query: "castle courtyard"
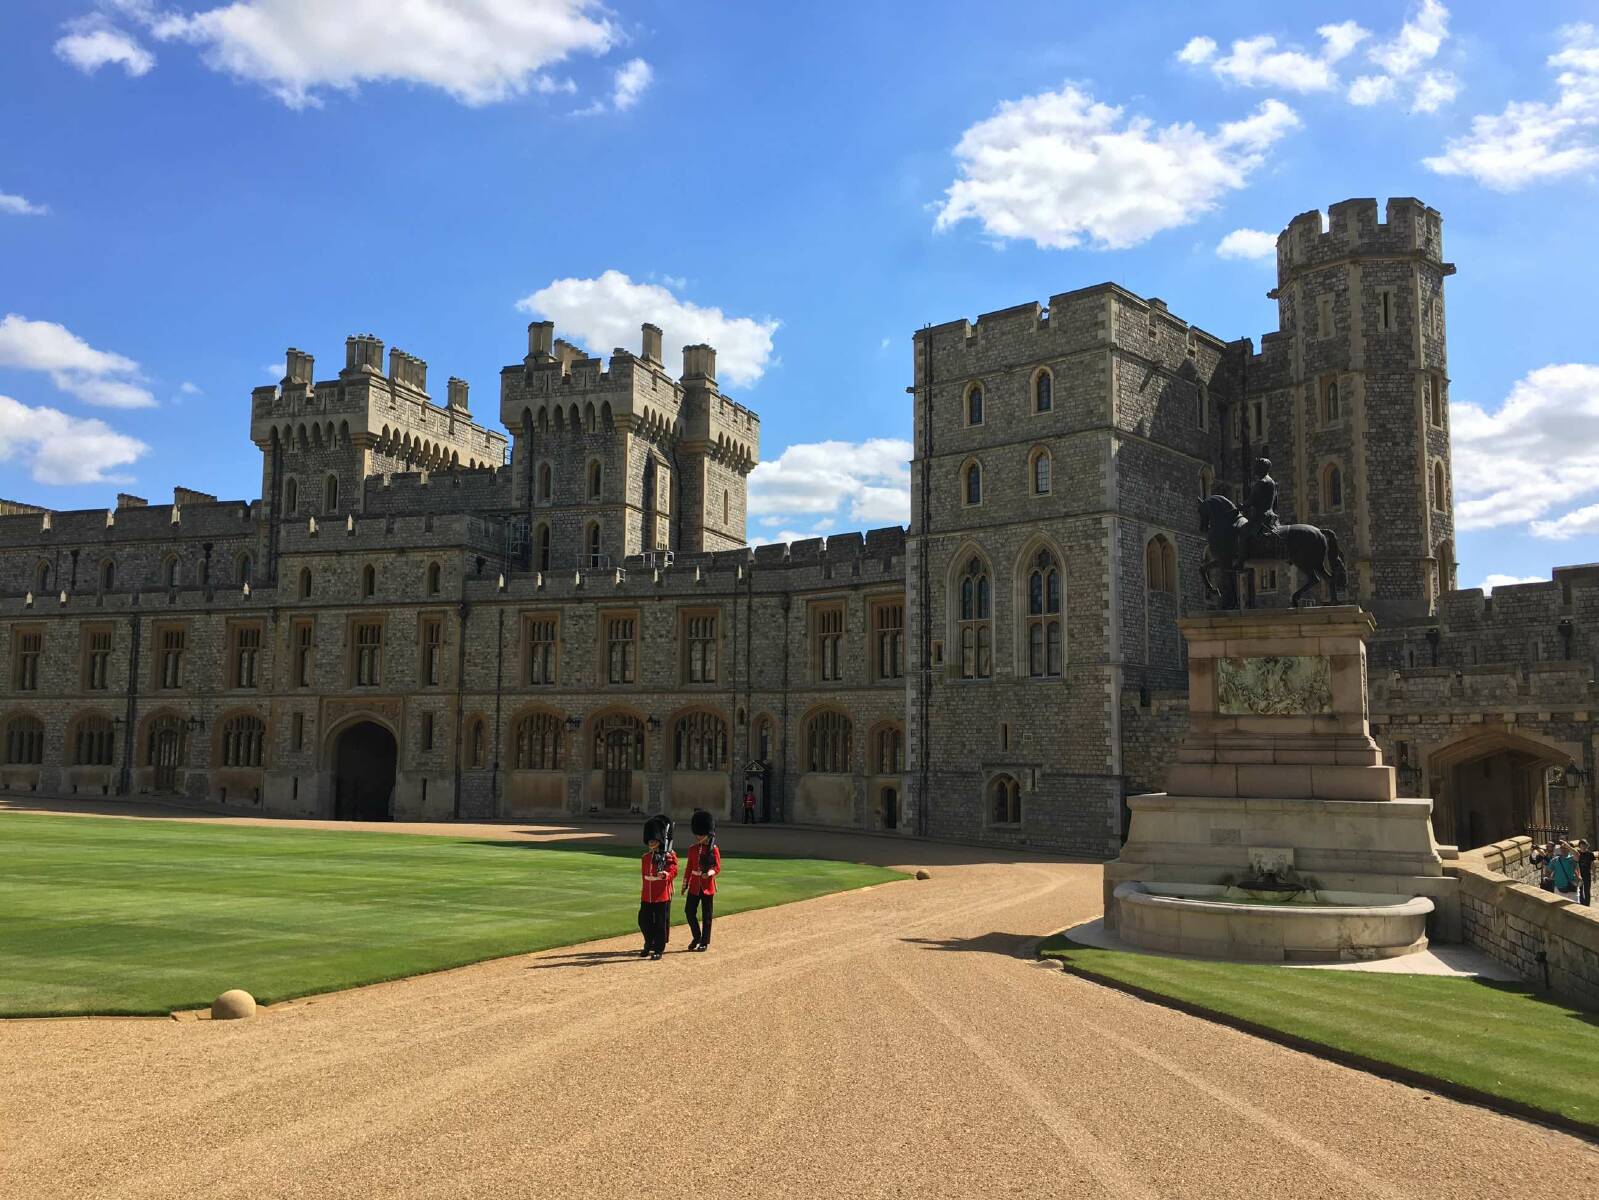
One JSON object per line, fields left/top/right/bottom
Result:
{"left": 0, "top": 802, "right": 1591, "bottom": 1199}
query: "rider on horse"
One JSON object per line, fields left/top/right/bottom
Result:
{"left": 1241, "top": 458, "right": 1282, "bottom": 561}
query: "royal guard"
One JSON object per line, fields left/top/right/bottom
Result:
{"left": 638, "top": 814, "right": 677, "bottom": 960}
{"left": 683, "top": 809, "right": 721, "bottom": 952}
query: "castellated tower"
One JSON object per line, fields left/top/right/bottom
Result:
{"left": 248, "top": 335, "right": 508, "bottom": 580}
{"left": 1260, "top": 197, "right": 1455, "bottom": 620}
{"left": 498, "top": 322, "right": 758, "bottom": 572}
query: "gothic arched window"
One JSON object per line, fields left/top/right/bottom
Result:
{"left": 1034, "top": 370, "right": 1053, "bottom": 414}
{"left": 805, "top": 711, "right": 853, "bottom": 773}
{"left": 514, "top": 711, "right": 564, "bottom": 770}
{"left": 966, "top": 384, "right": 984, "bottom": 426}
{"left": 957, "top": 556, "right": 992, "bottom": 679}
{"left": 324, "top": 473, "right": 339, "bottom": 513}
{"left": 964, "top": 461, "right": 982, "bottom": 506}
{"left": 1323, "top": 463, "right": 1344, "bottom": 512}
{"left": 538, "top": 462, "right": 552, "bottom": 502}
{"left": 1145, "top": 535, "right": 1177, "bottom": 595}
{"left": 1025, "top": 548, "right": 1063, "bottom": 678}
{"left": 536, "top": 523, "right": 552, "bottom": 572}
{"left": 989, "top": 774, "right": 1022, "bottom": 825}
{"left": 1030, "top": 448, "right": 1051, "bottom": 495}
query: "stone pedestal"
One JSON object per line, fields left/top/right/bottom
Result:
{"left": 1105, "top": 607, "right": 1460, "bottom": 947}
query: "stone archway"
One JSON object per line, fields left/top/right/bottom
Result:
{"left": 1424, "top": 727, "right": 1576, "bottom": 849}
{"left": 332, "top": 720, "right": 397, "bottom": 821}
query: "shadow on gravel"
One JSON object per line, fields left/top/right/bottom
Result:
{"left": 900, "top": 931, "right": 1039, "bottom": 958}
{"left": 526, "top": 950, "right": 644, "bottom": 971}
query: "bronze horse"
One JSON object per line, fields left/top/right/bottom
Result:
{"left": 1197, "top": 494, "right": 1347, "bottom": 608}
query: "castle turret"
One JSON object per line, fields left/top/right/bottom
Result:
{"left": 1261, "top": 197, "right": 1455, "bottom": 620}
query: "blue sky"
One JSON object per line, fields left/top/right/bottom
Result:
{"left": 3, "top": 1, "right": 1598, "bottom": 593}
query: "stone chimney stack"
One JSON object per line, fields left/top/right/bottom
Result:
{"left": 344, "top": 334, "right": 384, "bottom": 374}
{"left": 641, "top": 323, "right": 663, "bottom": 364}
{"left": 284, "top": 348, "right": 314, "bottom": 385}
{"left": 387, "top": 348, "right": 427, "bottom": 392}
{"left": 527, "top": 321, "right": 555, "bottom": 363}
{"left": 447, "top": 377, "right": 470, "bottom": 412}
{"left": 682, "top": 343, "right": 717, "bottom": 383}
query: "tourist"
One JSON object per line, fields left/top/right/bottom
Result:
{"left": 1550, "top": 841, "right": 1580, "bottom": 897}
{"left": 683, "top": 809, "right": 721, "bottom": 952}
{"left": 1532, "top": 841, "right": 1554, "bottom": 890}
{"left": 638, "top": 815, "right": 678, "bottom": 961}
{"left": 743, "top": 783, "right": 757, "bottom": 824}
{"left": 1577, "top": 839, "right": 1594, "bottom": 906}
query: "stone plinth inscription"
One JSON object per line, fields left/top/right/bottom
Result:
{"left": 1217, "top": 655, "right": 1333, "bottom": 716}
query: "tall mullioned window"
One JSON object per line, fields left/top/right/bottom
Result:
{"left": 231, "top": 625, "right": 261, "bottom": 689}
{"left": 605, "top": 614, "right": 637, "bottom": 684}
{"left": 1034, "top": 370, "right": 1052, "bottom": 414}
{"left": 1026, "top": 549, "right": 1063, "bottom": 678}
{"left": 813, "top": 604, "right": 844, "bottom": 682}
{"left": 966, "top": 384, "right": 984, "bottom": 426}
{"left": 85, "top": 629, "right": 111, "bottom": 690}
{"left": 806, "top": 711, "right": 852, "bottom": 773}
{"left": 685, "top": 613, "right": 718, "bottom": 683}
{"left": 13, "top": 631, "right": 41, "bottom": 691}
{"left": 964, "top": 461, "right": 982, "bottom": 506}
{"left": 526, "top": 616, "right": 557, "bottom": 685}
{"left": 294, "top": 621, "right": 314, "bottom": 688}
{"left": 673, "top": 712, "right": 728, "bottom": 771}
{"left": 873, "top": 601, "right": 904, "bottom": 681}
{"left": 1145, "top": 536, "right": 1177, "bottom": 595}
{"left": 354, "top": 622, "right": 382, "bottom": 687}
{"left": 5, "top": 715, "right": 44, "bottom": 765}
{"left": 73, "top": 716, "right": 115, "bottom": 766}
{"left": 957, "top": 556, "right": 992, "bottom": 680}
{"left": 421, "top": 617, "right": 444, "bottom": 687}
{"left": 158, "top": 628, "right": 186, "bottom": 689}
{"left": 990, "top": 774, "right": 1022, "bottom": 825}
{"left": 1030, "top": 448, "right": 1051, "bottom": 496}
{"left": 221, "top": 714, "right": 265, "bottom": 768}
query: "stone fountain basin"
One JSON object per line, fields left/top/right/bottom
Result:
{"left": 1113, "top": 881, "right": 1434, "bottom": 963}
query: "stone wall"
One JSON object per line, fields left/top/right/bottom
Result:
{"left": 1449, "top": 837, "right": 1599, "bottom": 1010}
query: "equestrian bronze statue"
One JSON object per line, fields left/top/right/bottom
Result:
{"left": 1198, "top": 458, "right": 1347, "bottom": 608}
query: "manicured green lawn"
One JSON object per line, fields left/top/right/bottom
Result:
{"left": 1039, "top": 931, "right": 1599, "bottom": 1132}
{"left": 0, "top": 813, "right": 902, "bottom": 1017}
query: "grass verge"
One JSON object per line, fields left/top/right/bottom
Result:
{"left": 0, "top": 812, "right": 903, "bottom": 1017}
{"left": 1039, "top": 929, "right": 1599, "bottom": 1136}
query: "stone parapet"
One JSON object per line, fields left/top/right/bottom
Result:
{"left": 1449, "top": 837, "right": 1599, "bottom": 1010}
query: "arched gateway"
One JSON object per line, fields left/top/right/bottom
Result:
{"left": 332, "top": 720, "right": 397, "bottom": 821}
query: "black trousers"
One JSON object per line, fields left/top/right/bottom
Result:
{"left": 743, "top": 806, "right": 755, "bottom": 823}
{"left": 686, "top": 892, "right": 714, "bottom": 946}
{"left": 638, "top": 900, "right": 671, "bottom": 952}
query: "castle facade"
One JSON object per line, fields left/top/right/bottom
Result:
{"left": 1, "top": 197, "right": 1590, "bottom": 853}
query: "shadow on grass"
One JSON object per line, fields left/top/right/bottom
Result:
{"left": 461, "top": 839, "right": 874, "bottom": 864}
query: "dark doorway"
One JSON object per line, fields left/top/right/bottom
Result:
{"left": 882, "top": 786, "right": 898, "bottom": 830}
{"left": 149, "top": 717, "right": 184, "bottom": 792}
{"left": 334, "top": 721, "right": 397, "bottom": 821}
{"left": 603, "top": 730, "right": 633, "bottom": 810}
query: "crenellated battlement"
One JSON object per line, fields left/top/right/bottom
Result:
{"left": 1277, "top": 197, "right": 1447, "bottom": 282}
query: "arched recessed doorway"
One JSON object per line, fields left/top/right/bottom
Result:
{"left": 1426, "top": 729, "right": 1576, "bottom": 850}
{"left": 881, "top": 786, "right": 898, "bottom": 831}
{"left": 333, "top": 721, "right": 397, "bottom": 821}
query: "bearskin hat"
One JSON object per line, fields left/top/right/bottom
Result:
{"left": 690, "top": 809, "right": 715, "bottom": 837}
{"left": 642, "top": 814, "right": 673, "bottom": 849}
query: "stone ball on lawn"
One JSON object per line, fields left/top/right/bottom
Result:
{"left": 212, "top": 989, "right": 256, "bottom": 1020}
{"left": 915, "top": 869, "right": 932, "bottom": 880}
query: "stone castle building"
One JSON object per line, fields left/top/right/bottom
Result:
{"left": 0, "top": 196, "right": 1591, "bottom": 854}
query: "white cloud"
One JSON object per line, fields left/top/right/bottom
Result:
{"left": 1215, "top": 228, "right": 1277, "bottom": 260}
{"left": 1368, "top": 0, "right": 1449, "bottom": 78}
{"left": 54, "top": 23, "right": 155, "bottom": 77}
{"left": 1348, "top": 75, "right": 1398, "bottom": 106}
{"left": 0, "top": 314, "right": 155, "bottom": 409}
{"left": 517, "top": 271, "right": 779, "bottom": 389}
{"left": 1479, "top": 573, "right": 1548, "bottom": 592}
{"left": 0, "top": 394, "right": 148, "bottom": 485}
{"left": 747, "top": 438, "right": 912, "bottom": 538}
{"left": 1425, "top": 24, "right": 1599, "bottom": 189}
{"left": 1411, "top": 70, "right": 1459, "bottom": 114}
{"left": 0, "top": 192, "right": 48, "bottom": 216}
{"left": 1453, "top": 363, "right": 1599, "bottom": 531}
{"left": 178, "top": 381, "right": 201, "bottom": 395}
{"left": 935, "top": 86, "right": 1299, "bottom": 251}
{"left": 611, "top": 58, "right": 651, "bottom": 111}
{"left": 140, "top": 0, "right": 615, "bottom": 108}
{"left": 1179, "top": 23, "right": 1368, "bottom": 93}
{"left": 1532, "top": 506, "right": 1599, "bottom": 539}
{"left": 1184, "top": 5, "right": 1454, "bottom": 113}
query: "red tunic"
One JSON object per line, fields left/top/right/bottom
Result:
{"left": 640, "top": 850, "right": 677, "bottom": 904}
{"left": 686, "top": 844, "right": 721, "bottom": 896}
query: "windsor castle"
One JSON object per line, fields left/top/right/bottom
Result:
{"left": 1, "top": 196, "right": 1594, "bottom": 855}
